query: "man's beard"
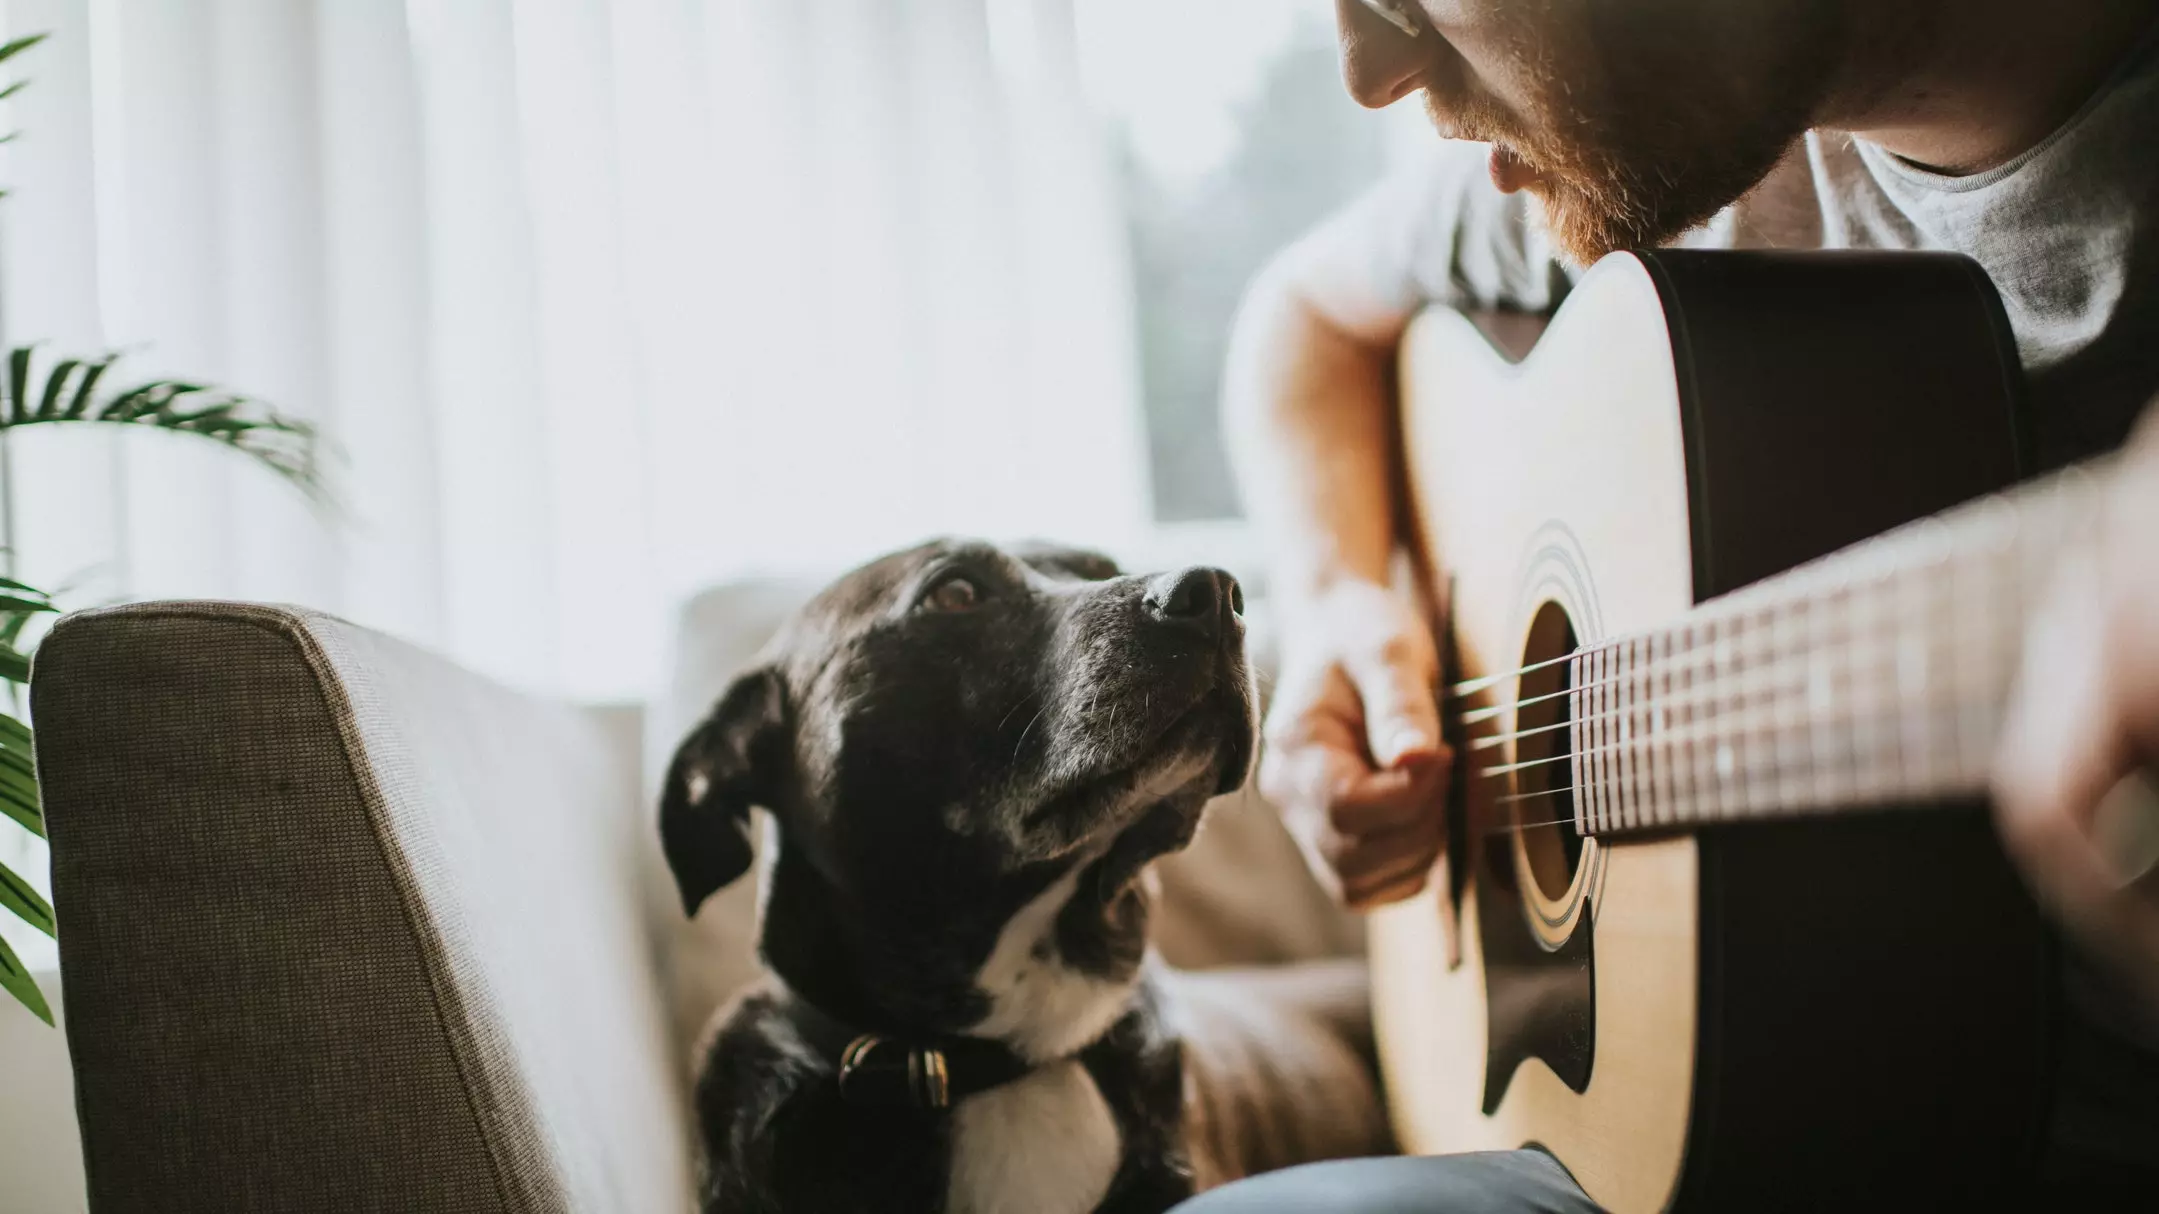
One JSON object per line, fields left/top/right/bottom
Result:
{"left": 1425, "top": 5, "right": 1841, "bottom": 265}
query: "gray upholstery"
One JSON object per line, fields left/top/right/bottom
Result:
{"left": 33, "top": 603, "right": 693, "bottom": 1213}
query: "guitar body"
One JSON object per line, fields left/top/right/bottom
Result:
{"left": 1373, "top": 250, "right": 2056, "bottom": 1211}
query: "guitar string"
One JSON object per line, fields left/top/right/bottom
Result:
{"left": 1440, "top": 608, "right": 2015, "bottom": 755}
{"left": 1445, "top": 684, "right": 2007, "bottom": 840}
{"left": 1438, "top": 485, "right": 2066, "bottom": 708}
{"left": 1446, "top": 669, "right": 2000, "bottom": 777}
{"left": 1447, "top": 621, "right": 1994, "bottom": 730}
{"left": 1447, "top": 572, "right": 2015, "bottom": 718}
{"left": 1461, "top": 689, "right": 2000, "bottom": 783}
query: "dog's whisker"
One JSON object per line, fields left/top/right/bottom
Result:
{"left": 1013, "top": 702, "right": 1051, "bottom": 764}
{"left": 997, "top": 689, "right": 1043, "bottom": 735}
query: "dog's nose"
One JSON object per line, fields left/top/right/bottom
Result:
{"left": 1144, "top": 566, "right": 1243, "bottom": 631}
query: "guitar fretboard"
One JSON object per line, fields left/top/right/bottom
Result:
{"left": 1565, "top": 462, "right": 2108, "bottom": 836}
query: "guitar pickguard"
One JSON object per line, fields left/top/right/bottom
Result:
{"left": 1476, "top": 831, "right": 1595, "bottom": 1112}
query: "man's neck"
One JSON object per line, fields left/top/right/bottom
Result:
{"left": 1823, "top": 0, "right": 2159, "bottom": 175}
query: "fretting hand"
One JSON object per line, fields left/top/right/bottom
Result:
{"left": 1995, "top": 409, "right": 2159, "bottom": 1017}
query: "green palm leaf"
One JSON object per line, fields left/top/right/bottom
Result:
{"left": 33, "top": 358, "right": 79, "bottom": 419}
{"left": 0, "top": 33, "right": 47, "bottom": 65}
{"left": 0, "top": 860, "right": 52, "bottom": 938}
{"left": 0, "top": 348, "right": 330, "bottom": 503}
{"left": 5, "top": 345, "right": 30, "bottom": 424}
{"left": 0, "top": 931, "right": 53, "bottom": 1025}
{"left": 0, "top": 779, "right": 41, "bottom": 840}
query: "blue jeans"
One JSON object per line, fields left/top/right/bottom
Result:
{"left": 1173, "top": 1150, "right": 1604, "bottom": 1214}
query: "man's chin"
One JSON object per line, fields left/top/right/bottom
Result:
{"left": 1527, "top": 167, "right": 1735, "bottom": 269}
{"left": 1524, "top": 183, "right": 1636, "bottom": 269}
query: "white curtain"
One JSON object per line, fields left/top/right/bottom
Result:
{"left": 0, "top": 0, "right": 1153, "bottom": 703}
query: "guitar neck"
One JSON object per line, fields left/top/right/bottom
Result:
{"left": 1566, "top": 460, "right": 2109, "bottom": 836}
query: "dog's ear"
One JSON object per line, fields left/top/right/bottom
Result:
{"left": 1012, "top": 541, "right": 1121, "bottom": 582}
{"left": 660, "top": 667, "right": 788, "bottom": 916}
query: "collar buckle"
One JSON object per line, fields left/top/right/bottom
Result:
{"left": 837, "top": 1034, "right": 952, "bottom": 1109}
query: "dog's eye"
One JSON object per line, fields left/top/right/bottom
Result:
{"left": 921, "top": 575, "right": 982, "bottom": 614}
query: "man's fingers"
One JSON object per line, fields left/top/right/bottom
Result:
{"left": 1994, "top": 550, "right": 2135, "bottom": 907}
{"left": 1320, "top": 807, "right": 1441, "bottom": 870}
{"left": 1264, "top": 737, "right": 1445, "bottom": 905}
{"left": 1345, "top": 635, "right": 1445, "bottom": 770}
{"left": 1325, "top": 759, "right": 1447, "bottom": 835}
{"left": 1344, "top": 865, "right": 1432, "bottom": 910}
{"left": 1259, "top": 732, "right": 1368, "bottom": 830}
{"left": 1312, "top": 813, "right": 1444, "bottom": 911}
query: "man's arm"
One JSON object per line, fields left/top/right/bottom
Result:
{"left": 1224, "top": 239, "right": 1447, "bottom": 910}
{"left": 1222, "top": 143, "right": 1559, "bottom": 909}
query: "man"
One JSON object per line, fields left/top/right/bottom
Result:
{"left": 1186, "top": 0, "right": 2159, "bottom": 1208}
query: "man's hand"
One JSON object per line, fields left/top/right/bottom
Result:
{"left": 1994, "top": 413, "right": 2159, "bottom": 1015}
{"left": 1262, "top": 578, "right": 1452, "bottom": 910}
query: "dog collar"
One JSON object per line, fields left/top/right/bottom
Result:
{"left": 792, "top": 1001, "right": 1034, "bottom": 1111}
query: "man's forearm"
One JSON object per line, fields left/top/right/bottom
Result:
{"left": 1223, "top": 265, "right": 1409, "bottom": 610}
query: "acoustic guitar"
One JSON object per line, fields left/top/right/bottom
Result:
{"left": 1371, "top": 249, "right": 2149, "bottom": 1210}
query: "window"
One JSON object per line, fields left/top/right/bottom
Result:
{"left": 1078, "top": 0, "right": 1413, "bottom": 523}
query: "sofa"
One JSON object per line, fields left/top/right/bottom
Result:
{"left": 29, "top": 581, "right": 1357, "bottom": 1212}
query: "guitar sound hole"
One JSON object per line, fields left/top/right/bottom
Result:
{"left": 1517, "top": 601, "right": 1583, "bottom": 903}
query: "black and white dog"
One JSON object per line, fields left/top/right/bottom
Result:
{"left": 660, "top": 539, "right": 1387, "bottom": 1214}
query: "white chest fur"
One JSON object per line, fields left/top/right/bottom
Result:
{"left": 947, "top": 1059, "right": 1122, "bottom": 1214}
{"left": 968, "top": 866, "right": 1140, "bottom": 1061}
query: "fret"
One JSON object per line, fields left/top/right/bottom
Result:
{"left": 1604, "top": 641, "right": 1619, "bottom": 831}
{"left": 1710, "top": 617, "right": 1734, "bottom": 819}
{"left": 1772, "top": 596, "right": 1803, "bottom": 811}
{"left": 1655, "top": 630, "right": 1676, "bottom": 826}
{"left": 1684, "top": 630, "right": 1698, "bottom": 814}
{"left": 1580, "top": 652, "right": 1597, "bottom": 829}
{"left": 1895, "top": 559, "right": 1934, "bottom": 799}
{"left": 1616, "top": 638, "right": 1634, "bottom": 831}
{"left": 1671, "top": 622, "right": 1694, "bottom": 822}
{"left": 1611, "top": 641, "right": 1626, "bottom": 830}
{"left": 1803, "top": 589, "right": 1836, "bottom": 811}
{"left": 1641, "top": 634, "right": 1659, "bottom": 826}
{"left": 1611, "top": 640, "right": 1625, "bottom": 829}
{"left": 1632, "top": 635, "right": 1649, "bottom": 820}
{"left": 1625, "top": 637, "right": 1641, "bottom": 829}
{"left": 1583, "top": 644, "right": 1604, "bottom": 834}
{"left": 1718, "top": 609, "right": 1735, "bottom": 816}
{"left": 1743, "top": 603, "right": 1774, "bottom": 818}
{"left": 1950, "top": 519, "right": 1988, "bottom": 786}
{"left": 1701, "top": 617, "right": 1718, "bottom": 816}
{"left": 1846, "top": 572, "right": 1884, "bottom": 802}
{"left": 1597, "top": 643, "right": 1614, "bottom": 834}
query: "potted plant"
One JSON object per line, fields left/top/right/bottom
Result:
{"left": 0, "top": 30, "right": 330, "bottom": 1026}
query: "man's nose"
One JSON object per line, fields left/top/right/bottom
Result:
{"left": 1143, "top": 567, "right": 1244, "bottom": 637}
{"left": 1337, "top": 0, "right": 1428, "bottom": 108}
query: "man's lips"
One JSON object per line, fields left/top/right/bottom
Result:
{"left": 1489, "top": 143, "right": 1543, "bottom": 194}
